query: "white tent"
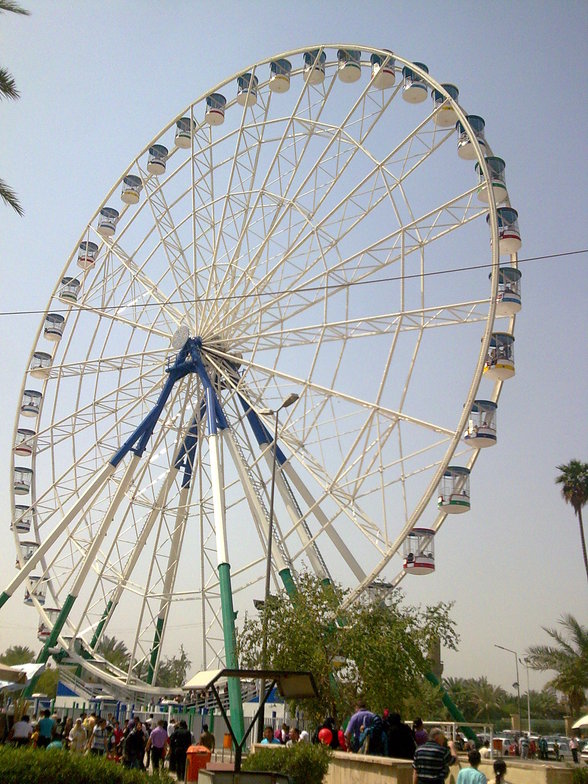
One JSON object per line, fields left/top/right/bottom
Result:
{"left": 0, "top": 662, "right": 45, "bottom": 692}
{"left": 572, "top": 714, "right": 588, "bottom": 730}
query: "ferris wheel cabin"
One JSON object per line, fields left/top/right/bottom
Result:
{"left": 175, "top": 117, "right": 194, "bottom": 148}
{"left": 484, "top": 332, "right": 515, "bottom": 380}
{"left": 14, "top": 428, "right": 36, "bottom": 457}
{"left": 403, "top": 528, "right": 435, "bottom": 575}
{"left": 77, "top": 240, "right": 99, "bottom": 269}
{"left": 13, "top": 466, "right": 33, "bottom": 495}
{"left": 44, "top": 313, "right": 65, "bottom": 342}
{"left": 13, "top": 506, "right": 34, "bottom": 534}
{"left": 30, "top": 351, "right": 52, "bottom": 380}
{"left": 37, "top": 608, "right": 60, "bottom": 643}
{"left": 205, "top": 93, "right": 227, "bottom": 125}
{"left": 438, "top": 466, "right": 471, "bottom": 513}
{"left": 147, "top": 144, "right": 168, "bottom": 175}
{"left": 236, "top": 73, "right": 259, "bottom": 106}
{"left": 370, "top": 52, "right": 396, "bottom": 89}
{"left": 402, "top": 63, "right": 429, "bottom": 102}
{"left": 59, "top": 276, "right": 81, "bottom": 303}
{"left": 456, "top": 115, "right": 487, "bottom": 160}
{"left": 488, "top": 207, "right": 521, "bottom": 255}
{"left": 337, "top": 49, "right": 361, "bottom": 83}
{"left": 432, "top": 84, "right": 459, "bottom": 127}
{"left": 23, "top": 576, "right": 46, "bottom": 607}
{"left": 492, "top": 266, "right": 522, "bottom": 316}
{"left": 269, "top": 59, "right": 292, "bottom": 92}
{"left": 15, "top": 540, "right": 39, "bottom": 569}
{"left": 464, "top": 400, "right": 497, "bottom": 448}
{"left": 476, "top": 156, "right": 508, "bottom": 204}
{"left": 303, "top": 50, "right": 326, "bottom": 85}
{"left": 120, "top": 175, "right": 143, "bottom": 205}
{"left": 97, "top": 207, "right": 120, "bottom": 237}
{"left": 21, "top": 389, "right": 42, "bottom": 418}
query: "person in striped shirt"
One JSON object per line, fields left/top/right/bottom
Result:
{"left": 412, "top": 727, "right": 455, "bottom": 784}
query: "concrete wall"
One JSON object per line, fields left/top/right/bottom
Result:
{"left": 324, "top": 752, "right": 576, "bottom": 784}
{"left": 246, "top": 746, "right": 577, "bottom": 784}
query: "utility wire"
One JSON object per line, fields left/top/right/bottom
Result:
{"left": 0, "top": 248, "right": 585, "bottom": 318}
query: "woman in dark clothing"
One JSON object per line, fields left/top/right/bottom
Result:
{"left": 170, "top": 720, "right": 193, "bottom": 780}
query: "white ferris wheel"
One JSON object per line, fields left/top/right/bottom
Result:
{"left": 6, "top": 46, "right": 522, "bottom": 707}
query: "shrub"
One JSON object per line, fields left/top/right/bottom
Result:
{"left": 242, "top": 743, "right": 331, "bottom": 784}
{"left": 0, "top": 745, "right": 174, "bottom": 784}
{"left": 573, "top": 767, "right": 588, "bottom": 784}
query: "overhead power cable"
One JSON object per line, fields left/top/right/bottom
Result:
{"left": 0, "top": 248, "right": 585, "bottom": 318}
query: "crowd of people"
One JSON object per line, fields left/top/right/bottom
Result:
{"left": 2, "top": 697, "right": 582, "bottom": 782}
{"left": 2, "top": 708, "right": 211, "bottom": 778}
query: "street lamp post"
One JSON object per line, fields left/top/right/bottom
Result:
{"left": 519, "top": 656, "right": 532, "bottom": 734}
{"left": 494, "top": 644, "right": 522, "bottom": 730}
{"left": 256, "top": 392, "right": 299, "bottom": 742}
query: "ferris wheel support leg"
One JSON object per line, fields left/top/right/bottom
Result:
{"left": 0, "top": 462, "right": 115, "bottom": 611}
{"left": 35, "top": 455, "right": 141, "bottom": 664}
{"left": 281, "top": 461, "right": 367, "bottom": 583}
{"left": 147, "top": 484, "right": 190, "bottom": 684}
{"left": 224, "top": 433, "right": 296, "bottom": 596}
{"left": 89, "top": 464, "right": 180, "bottom": 653}
{"left": 209, "top": 424, "right": 245, "bottom": 744}
{"left": 238, "top": 398, "right": 327, "bottom": 583}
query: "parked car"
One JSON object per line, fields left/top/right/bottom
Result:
{"left": 546, "top": 735, "right": 573, "bottom": 761}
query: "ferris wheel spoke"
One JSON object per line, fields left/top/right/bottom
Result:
{"left": 240, "top": 354, "right": 454, "bottom": 437}
{"left": 222, "top": 185, "right": 483, "bottom": 340}
{"left": 215, "top": 94, "right": 453, "bottom": 330}
{"left": 217, "top": 300, "right": 490, "bottom": 353}
{"left": 138, "top": 169, "right": 199, "bottom": 318}
{"left": 213, "top": 64, "right": 402, "bottom": 310}
{"left": 86, "top": 236, "right": 186, "bottom": 329}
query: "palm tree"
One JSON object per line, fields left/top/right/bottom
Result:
{"left": 96, "top": 635, "right": 131, "bottom": 671}
{"left": 555, "top": 460, "right": 588, "bottom": 583}
{"left": 469, "top": 676, "right": 508, "bottom": 723}
{"left": 0, "top": 644, "right": 35, "bottom": 665}
{"left": 0, "top": 0, "right": 29, "bottom": 216}
{"left": 525, "top": 614, "right": 588, "bottom": 721}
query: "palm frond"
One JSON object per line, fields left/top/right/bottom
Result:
{"left": 0, "top": 1, "right": 30, "bottom": 15}
{"left": 0, "top": 178, "right": 24, "bottom": 215}
{"left": 0, "top": 67, "right": 19, "bottom": 100}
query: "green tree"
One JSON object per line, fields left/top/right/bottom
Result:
{"left": 555, "top": 460, "right": 588, "bottom": 583}
{"left": 0, "top": 1, "right": 29, "bottom": 216}
{"left": 469, "top": 676, "right": 508, "bottom": 722}
{"left": 96, "top": 635, "right": 131, "bottom": 671}
{"left": 526, "top": 614, "right": 588, "bottom": 721}
{"left": 443, "top": 677, "right": 478, "bottom": 722}
{"left": 34, "top": 666, "right": 59, "bottom": 698}
{"left": 157, "top": 645, "right": 191, "bottom": 688}
{"left": 0, "top": 644, "right": 35, "bottom": 665}
{"left": 237, "top": 573, "right": 458, "bottom": 725}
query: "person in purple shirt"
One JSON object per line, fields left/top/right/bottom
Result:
{"left": 344, "top": 700, "right": 376, "bottom": 751}
{"left": 146, "top": 720, "right": 169, "bottom": 771}
{"left": 413, "top": 717, "right": 429, "bottom": 746}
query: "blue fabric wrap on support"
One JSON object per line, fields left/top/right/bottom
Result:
{"left": 237, "top": 394, "right": 287, "bottom": 465}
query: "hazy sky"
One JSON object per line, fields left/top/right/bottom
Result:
{"left": 0, "top": 1, "right": 586, "bottom": 698}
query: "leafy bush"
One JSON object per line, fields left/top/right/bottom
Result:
{"left": 572, "top": 767, "right": 588, "bottom": 784}
{"left": 0, "top": 745, "right": 174, "bottom": 784}
{"left": 242, "top": 743, "right": 331, "bottom": 784}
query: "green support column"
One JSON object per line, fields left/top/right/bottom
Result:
{"left": 89, "top": 600, "right": 113, "bottom": 649}
{"left": 218, "top": 562, "right": 244, "bottom": 744}
{"left": 24, "top": 593, "right": 77, "bottom": 697}
{"left": 425, "top": 670, "right": 477, "bottom": 742}
{"left": 147, "top": 616, "right": 165, "bottom": 684}
{"left": 278, "top": 568, "right": 297, "bottom": 598}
